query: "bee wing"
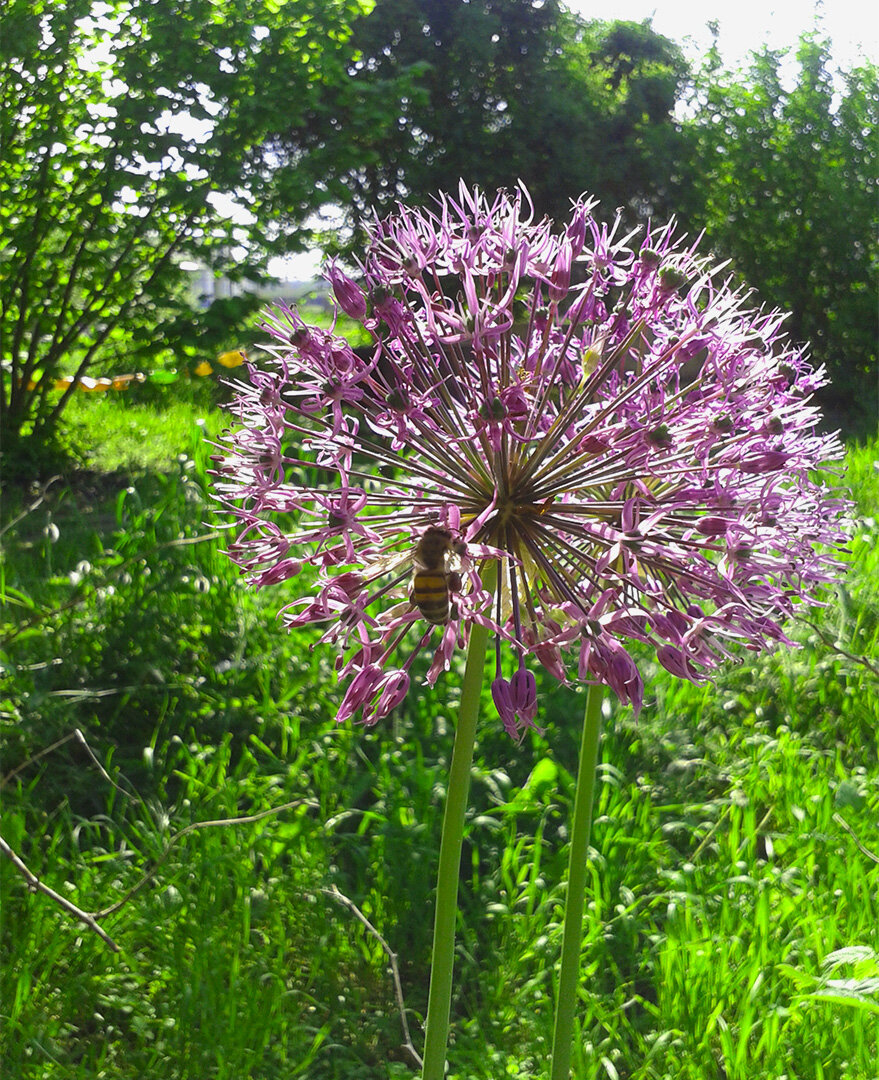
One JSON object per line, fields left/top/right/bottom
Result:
{"left": 445, "top": 548, "right": 464, "bottom": 574}
{"left": 362, "top": 548, "right": 411, "bottom": 579}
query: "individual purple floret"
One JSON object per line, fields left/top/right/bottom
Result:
{"left": 211, "top": 183, "right": 849, "bottom": 736}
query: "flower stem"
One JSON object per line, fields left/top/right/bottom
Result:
{"left": 421, "top": 565, "right": 497, "bottom": 1080}
{"left": 550, "top": 682, "right": 605, "bottom": 1080}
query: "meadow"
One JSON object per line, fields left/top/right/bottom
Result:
{"left": 1, "top": 378, "right": 877, "bottom": 1080}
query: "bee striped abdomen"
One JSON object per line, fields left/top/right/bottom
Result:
{"left": 411, "top": 570, "right": 452, "bottom": 624}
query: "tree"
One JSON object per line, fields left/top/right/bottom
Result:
{"left": 0, "top": 0, "right": 403, "bottom": 453}
{"left": 674, "top": 36, "right": 878, "bottom": 437}
{"left": 278, "top": 1, "right": 689, "bottom": 237}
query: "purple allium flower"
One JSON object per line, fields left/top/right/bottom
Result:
{"left": 211, "top": 183, "right": 848, "bottom": 736}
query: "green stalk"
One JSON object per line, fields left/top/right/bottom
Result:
{"left": 550, "top": 683, "right": 605, "bottom": 1080}
{"left": 421, "top": 563, "right": 497, "bottom": 1080}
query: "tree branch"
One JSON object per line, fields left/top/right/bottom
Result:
{"left": 0, "top": 832, "right": 121, "bottom": 952}
{"left": 321, "top": 884, "right": 424, "bottom": 1070}
{"left": 797, "top": 614, "right": 879, "bottom": 678}
{"left": 93, "top": 798, "right": 317, "bottom": 919}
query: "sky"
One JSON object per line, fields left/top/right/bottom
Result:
{"left": 276, "top": 0, "right": 876, "bottom": 281}
{"left": 568, "top": 0, "right": 877, "bottom": 70}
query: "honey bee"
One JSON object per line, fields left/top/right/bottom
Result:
{"left": 410, "top": 526, "right": 467, "bottom": 624}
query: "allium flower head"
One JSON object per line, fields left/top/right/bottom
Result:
{"left": 212, "top": 183, "right": 848, "bottom": 737}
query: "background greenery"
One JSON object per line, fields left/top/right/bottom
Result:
{"left": 2, "top": 0, "right": 877, "bottom": 452}
{"left": 2, "top": 1, "right": 878, "bottom": 1077}
{"left": 2, "top": 361, "right": 877, "bottom": 1080}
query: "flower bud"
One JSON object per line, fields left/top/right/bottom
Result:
{"left": 337, "top": 664, "right": 383, "bottom": 723}
{"left": 658, "top": 266, "right": 688, "bottom": 294}
{"left": 373, "top": 670, "right": 410, "bottom": 720}
{"left": 258, "top": 558, "right": 303, "bottom": 585}
{"left": 741, "top": 450, "right": 789, "bottom": 474}
{"left": 511, "top": 667, "right": 537, "bottom": 723}
{"left": 327, "top": 263, "right": 368, "bottom": 321}
{"left": 647, "top": 423, "right": 672, "bottom": 449}
{"left": 696, "top": 517, "right": 729, "bottom": 537}
{"left": 491, "top": 677, "right": 518, "bottom": 738}
{"left": 731, "top": 543, "right": 754, "bottom": 563}
{"left": 656, "top": 644, "right": 691, "bottom": 680}
{"left": 387, "top": 387, "right": 410, "bottom": 412}
{"left": 479, "top": 396, "right": 507, "bottom": 422}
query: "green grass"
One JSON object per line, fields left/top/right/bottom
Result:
{"left": 2, "top": 394, "right": 877, "bottom": 1079}
{"left": 61, "top": 394, "right": 226, "bottom": 474}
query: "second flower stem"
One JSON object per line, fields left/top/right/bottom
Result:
{"left": 421, "top": 563, "right": 496, "bottom": 1080}
{"left": 550, "top": 682, "right": 605, "bottom": 1080}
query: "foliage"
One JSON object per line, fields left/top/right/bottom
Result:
{"left": 1, "top": 393, "right": 877, "bottom": 1077}
{"left": 275, "top": 16, "right": 875, "bottom": 439}
{"left": 3, "top": 2, "right": 873, "bottom": 463}
{"left": 674, "top": 37, "right": 879, "bottom": 438}
{"left": 0, "top": 0, "right": 401, "bottom": 448}
{"left": 291, "top": 1, "right": 688, "bottom": 235}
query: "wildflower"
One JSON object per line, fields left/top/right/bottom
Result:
{"left": 212, "top": 183, "right": 848, "bottom": 736}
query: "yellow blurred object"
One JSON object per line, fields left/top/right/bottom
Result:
{"left": 194, "top": 360, "right": 213, "bottom": 377}
{"left": 54, "top": 376, "right": 75, "bottom": 389}
{"left": 217, "top": 349, "right": 246, "bottom": 368}
{"left": 581, "top": 347, "right": 601, "bottom": 379}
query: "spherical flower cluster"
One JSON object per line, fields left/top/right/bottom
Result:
{"left": 211, "top": 183, "right": 848, "bottom": 737}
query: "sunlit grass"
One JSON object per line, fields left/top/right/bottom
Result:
{"left": 61, "top": 391, "right": 226, "bottom": 474}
